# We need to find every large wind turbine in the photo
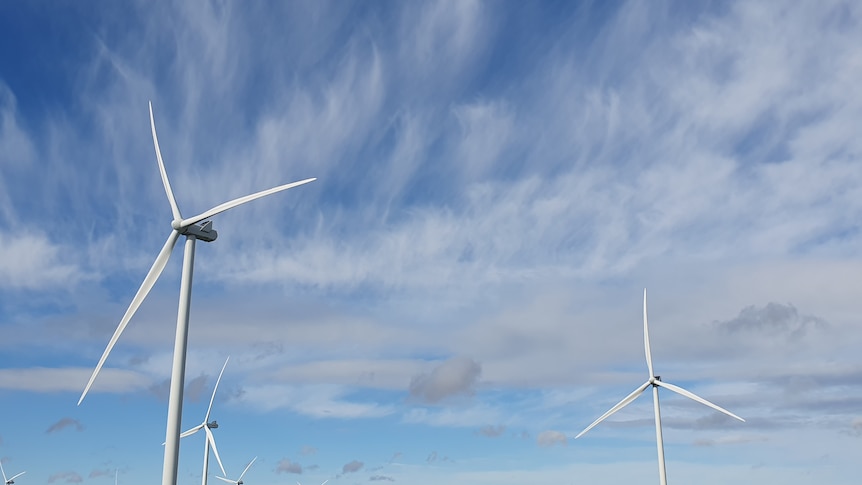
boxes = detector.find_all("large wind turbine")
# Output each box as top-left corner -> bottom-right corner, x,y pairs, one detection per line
576,289 -> 744,485
0,462 -> 25,485
217,457 -> 257,485
177,357 -> 230,485
78,102 -> 315,485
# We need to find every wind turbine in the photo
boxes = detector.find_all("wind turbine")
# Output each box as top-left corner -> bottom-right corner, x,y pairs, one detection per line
0,461 -> 25,485
77,102 -> 316,485
576,289 -> 745,485
177,356 -> 230,485
297,480 -> 329,485
216,457 -> 257,485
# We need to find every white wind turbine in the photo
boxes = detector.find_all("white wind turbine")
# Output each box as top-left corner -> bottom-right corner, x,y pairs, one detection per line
576,289 -> 745,485
177,356 -> 231,485
217,457 -> 257,485
0,461 -> 24,485
78,102 -> 315,485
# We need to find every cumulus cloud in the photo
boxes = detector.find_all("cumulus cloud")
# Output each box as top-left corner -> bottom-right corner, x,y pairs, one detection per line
536,430 -> 567,447
370,476 -> 395,481
714,302 -> 828,340
46,418 -> 84,433
48,472 -> 83,484
276,458 -> 302,474
408,357 -> 481,404
342,460 -> 364,473
88,469 -> 112,478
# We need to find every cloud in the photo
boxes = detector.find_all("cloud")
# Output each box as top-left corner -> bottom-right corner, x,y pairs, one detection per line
300,445 -> 318,455
148,374 -> 212,403
693,435 -> 770,447
48,472 -> 83,484
426,451 -> 437,463
0,231 -> 82,290
342,460 -> 364,473
475,425 -> 506,437
46,418 -> 84,433
276,458 -> 302,474
88,469 -> 112,478
536,430 -> 567,447
408,357 -> 481,404
369,476 -> 395,482
714,302 -> 828,340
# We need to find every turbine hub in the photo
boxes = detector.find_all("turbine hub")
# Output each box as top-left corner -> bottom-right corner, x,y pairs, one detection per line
171,219 -> 183,230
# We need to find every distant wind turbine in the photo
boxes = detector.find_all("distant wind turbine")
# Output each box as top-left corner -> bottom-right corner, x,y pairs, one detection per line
0,461 -> 24,485
179,357 -> 230,485
217,457 -> 257,485
78,102 -> 315,485
576,289 -> 744,485
297,480 -> 329,485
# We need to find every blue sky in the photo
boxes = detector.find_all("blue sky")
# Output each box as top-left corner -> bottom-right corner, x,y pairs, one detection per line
1,1 -> 861,484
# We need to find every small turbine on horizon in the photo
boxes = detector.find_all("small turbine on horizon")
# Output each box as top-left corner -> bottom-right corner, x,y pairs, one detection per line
576,289 -> 745,485
216,457 -> 257,485
174,357 -> 231,485
78,102 -> 315,485
0,461 -> 25,485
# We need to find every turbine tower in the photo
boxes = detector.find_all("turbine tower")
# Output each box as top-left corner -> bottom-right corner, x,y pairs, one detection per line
576,289 -> 745,485
78,102 -> 315,485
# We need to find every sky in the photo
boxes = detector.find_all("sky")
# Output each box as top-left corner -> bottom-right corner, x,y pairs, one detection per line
1,0 -> 861,484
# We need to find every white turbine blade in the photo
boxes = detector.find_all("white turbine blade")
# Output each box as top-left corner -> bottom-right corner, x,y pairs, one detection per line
9,472 -> 25,481
79,229 -> 181,405
205,356 -> 230,422
576,381 -> 651,439
320,480 -> 328,485
0,460 -> 6,482
643,288 -> 655,378
205,426 -> 228,477
149,101 -> 182,221
214,477 -> 235,485
655,380 -> 745,422
238,457 -> 257,481
179,177 -> 316,228
179,422 -> 206,438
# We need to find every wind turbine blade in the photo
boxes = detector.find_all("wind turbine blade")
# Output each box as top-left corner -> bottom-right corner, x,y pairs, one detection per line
238,457 -> 257,480
79,229 -> 181,405
9,472 -> 25,481
179,423 -> 205,439
0,460 -> 6,482
205,426 -> 228,477
205,356 -> 230,422
654,380 -> 745,422
576,381 -> 651,439
180,177 -> 316,227
214,478 -> 235,485
643,288 -> 655,378
320,480 -> 328,485
149,101 -> 182,221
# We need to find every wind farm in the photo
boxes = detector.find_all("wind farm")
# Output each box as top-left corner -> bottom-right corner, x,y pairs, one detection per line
1,2 -> 861,485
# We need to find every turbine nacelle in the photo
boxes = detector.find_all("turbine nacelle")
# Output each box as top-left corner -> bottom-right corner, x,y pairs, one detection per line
181,221 -> 218,242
